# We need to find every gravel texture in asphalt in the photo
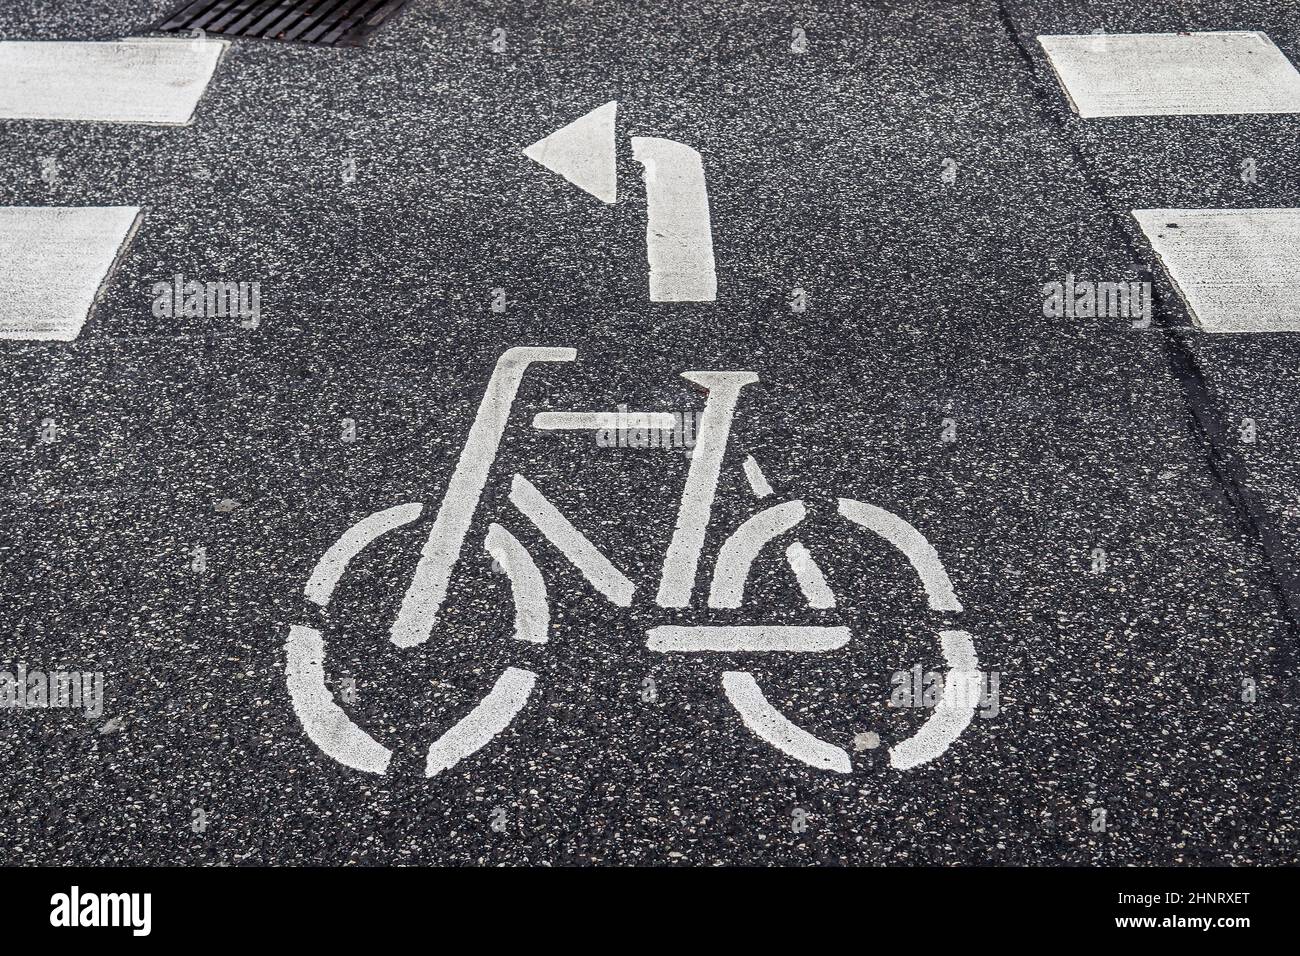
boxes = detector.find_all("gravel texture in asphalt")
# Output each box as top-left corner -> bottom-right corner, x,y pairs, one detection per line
0,0 -> 1296,864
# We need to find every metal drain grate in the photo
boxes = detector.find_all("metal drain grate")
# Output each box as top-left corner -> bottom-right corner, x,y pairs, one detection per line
157,0 -> 413,48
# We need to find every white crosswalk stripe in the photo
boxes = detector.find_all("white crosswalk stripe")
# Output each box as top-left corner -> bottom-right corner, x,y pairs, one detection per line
1132,208 -> 1300,333
0,207 -> 142,342
0,37 -> 230,345
0,37 -> 228,125
1038,31 -> 1300,118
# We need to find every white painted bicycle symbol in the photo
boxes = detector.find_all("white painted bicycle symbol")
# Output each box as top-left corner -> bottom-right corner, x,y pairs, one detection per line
286,347 -> 985,777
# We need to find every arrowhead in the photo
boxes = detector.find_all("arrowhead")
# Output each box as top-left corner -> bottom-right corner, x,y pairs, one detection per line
523,101 -> 617,204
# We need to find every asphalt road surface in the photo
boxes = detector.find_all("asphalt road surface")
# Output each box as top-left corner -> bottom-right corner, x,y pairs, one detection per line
1,0 -> 1297,865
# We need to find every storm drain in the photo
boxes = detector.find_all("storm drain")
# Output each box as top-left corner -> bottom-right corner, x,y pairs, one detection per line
157,0 -> 412,48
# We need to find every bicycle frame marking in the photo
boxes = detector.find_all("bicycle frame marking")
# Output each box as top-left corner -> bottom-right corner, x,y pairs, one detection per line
287,347 -> 986,779
390,346 -> 575,648
509,474 -> 635,606
533,411 -> 677,432
646,626 -> 850,653
742,454 -> 773,498
655,370 -> 758,607
784,542 -> 836,608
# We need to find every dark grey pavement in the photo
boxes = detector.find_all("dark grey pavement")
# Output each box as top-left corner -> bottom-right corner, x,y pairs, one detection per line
0,0 -> 1296,864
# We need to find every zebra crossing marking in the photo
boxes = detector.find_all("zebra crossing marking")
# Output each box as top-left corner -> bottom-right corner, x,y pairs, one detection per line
1038,31 -> 1300,118
1133,208 -> 1300,333
0,207 -> 142,342
0,37 -> 228,125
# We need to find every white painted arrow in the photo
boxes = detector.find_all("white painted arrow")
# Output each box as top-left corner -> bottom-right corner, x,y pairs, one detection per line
522,101 -> 617,204
523,101 -> 717,302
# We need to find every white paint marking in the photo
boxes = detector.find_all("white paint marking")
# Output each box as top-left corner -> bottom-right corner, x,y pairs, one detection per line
631,137 -> 718,302
285,625 -> 392,775
1132,208 -> 1300,332
708,500 -> 806,608
722,672 -> 851,773
425,667 -> 537,777
509,474 -> 634,606
484,523 -> 549,643
532,411 -> 678,431
1038,31 -> 1300,117
392,347 -> 575,648
523,101 -> 617,204
0,206 -> 141,342
785,542 -> 836,609
837,498 -> 963,611
742,455 -> 773,498
657,371 -> 758,606
647,625 -> 849,653
0,38 -> 229,125
304,503 -> 423,607
889,630 -> 980,770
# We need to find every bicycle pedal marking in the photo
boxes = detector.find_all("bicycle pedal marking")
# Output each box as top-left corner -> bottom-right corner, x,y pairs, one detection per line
284,347 -> 990,779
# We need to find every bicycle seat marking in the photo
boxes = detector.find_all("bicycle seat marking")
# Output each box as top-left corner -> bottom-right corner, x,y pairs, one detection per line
286,347 -> 987,778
